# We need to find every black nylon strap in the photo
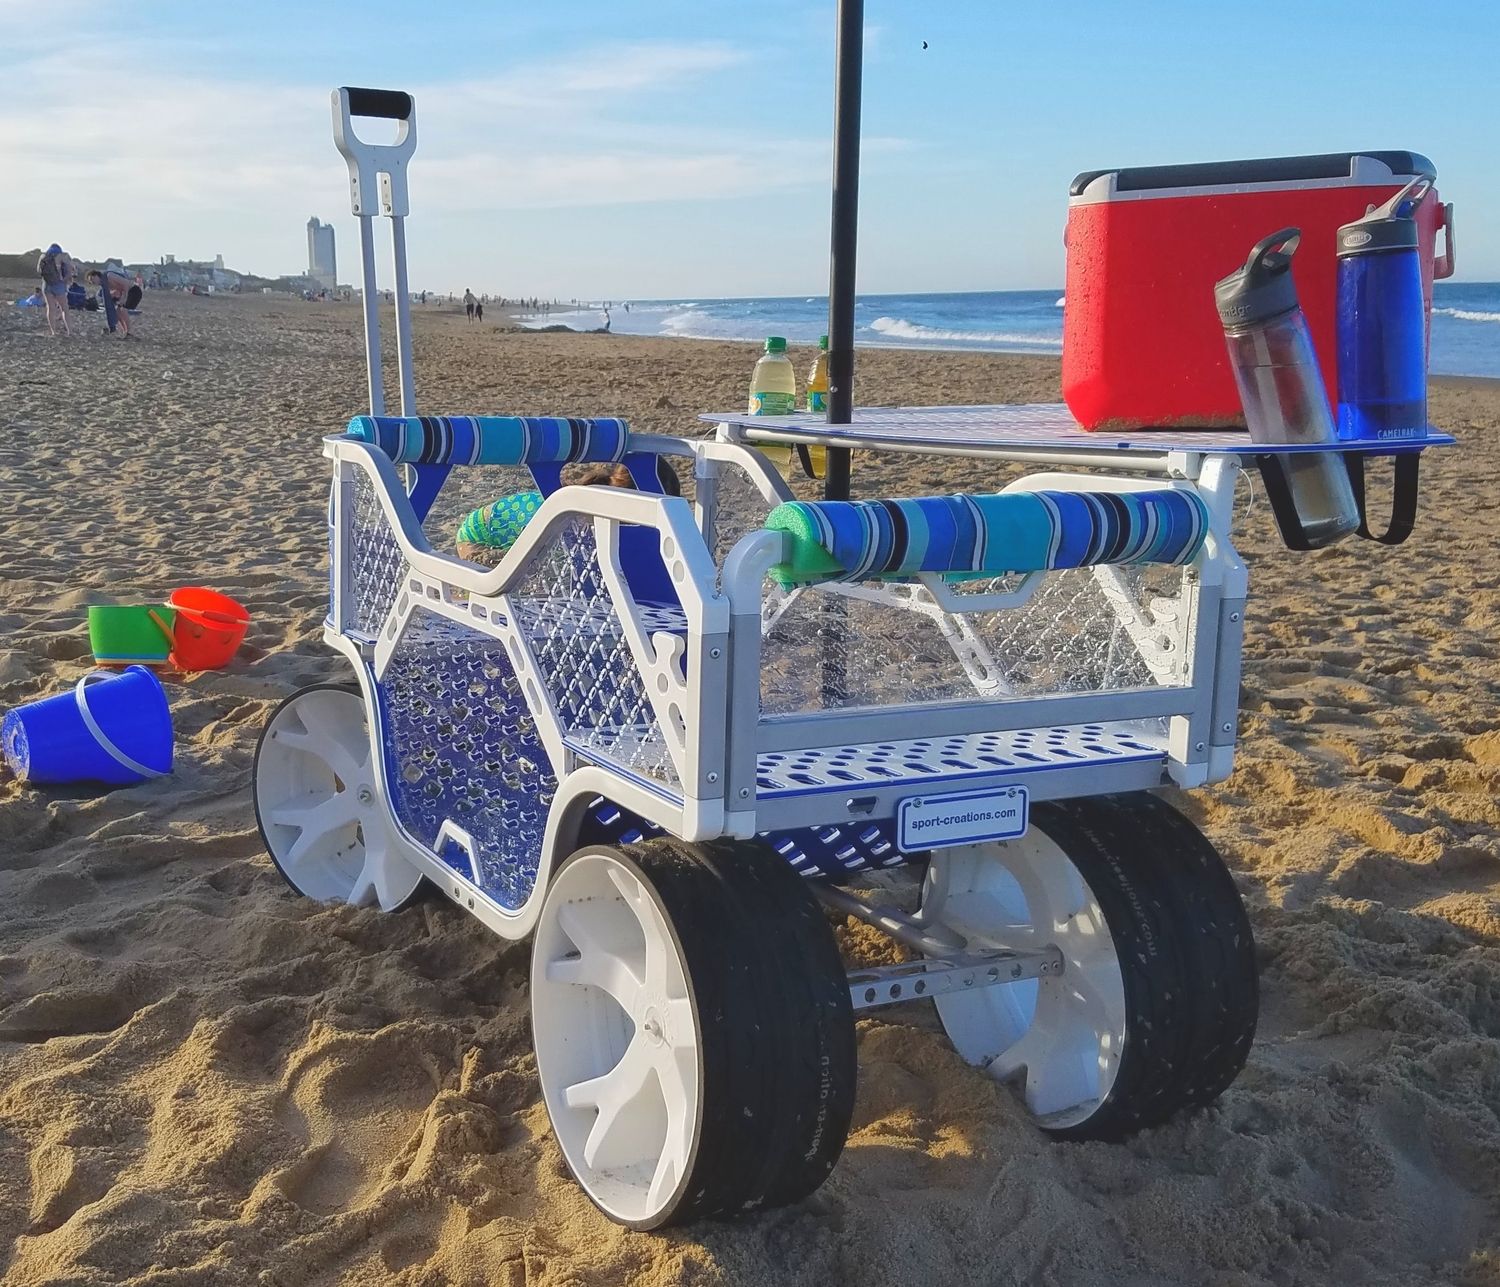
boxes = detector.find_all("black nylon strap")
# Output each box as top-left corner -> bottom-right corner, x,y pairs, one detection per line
1252,454 -> 1315,551
1344,452 -> 1421,546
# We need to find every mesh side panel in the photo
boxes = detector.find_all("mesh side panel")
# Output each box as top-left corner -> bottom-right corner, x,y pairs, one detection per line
760,565 -> 1191,714
510,520 -> 681,789
349,470 -> 408,637
377,608 -> 553,910
705,460 -> 779,573
969,564 -> 1186,694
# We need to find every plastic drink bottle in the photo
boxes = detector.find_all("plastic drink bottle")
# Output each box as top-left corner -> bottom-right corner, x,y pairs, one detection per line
806,335 -> 830,412
748,337 -> 797,415
794,335 -> 831,478
1335,174 -> 1432,441
1215,228 -> 1360,548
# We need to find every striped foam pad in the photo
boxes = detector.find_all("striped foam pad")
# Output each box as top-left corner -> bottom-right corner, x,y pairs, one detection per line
766,489 -> 1211,587
347,414 -> 630,466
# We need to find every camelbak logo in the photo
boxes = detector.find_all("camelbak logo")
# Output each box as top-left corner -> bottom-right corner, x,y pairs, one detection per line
1342,230 -> 1374,249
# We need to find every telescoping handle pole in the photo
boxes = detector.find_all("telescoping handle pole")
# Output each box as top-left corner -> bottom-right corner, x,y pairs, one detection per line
332,87 -> 419,416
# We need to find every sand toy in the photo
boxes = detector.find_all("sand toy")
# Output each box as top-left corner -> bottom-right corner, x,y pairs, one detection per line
251,86 -> 1454,1230
88,604 -> 176,667
167,587 -> 250,670
4,666 -> 173,786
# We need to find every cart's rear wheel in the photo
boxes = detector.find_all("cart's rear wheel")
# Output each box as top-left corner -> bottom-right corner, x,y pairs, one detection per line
252,683 -> 425,912
531,838 -> 855,1229
925,792 -> 1257,1140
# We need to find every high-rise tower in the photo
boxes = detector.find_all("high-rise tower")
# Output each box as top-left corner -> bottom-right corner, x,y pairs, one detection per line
306,217 -> 337,290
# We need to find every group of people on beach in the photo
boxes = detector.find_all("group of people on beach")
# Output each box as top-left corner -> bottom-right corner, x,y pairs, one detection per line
34,243 -> 143,339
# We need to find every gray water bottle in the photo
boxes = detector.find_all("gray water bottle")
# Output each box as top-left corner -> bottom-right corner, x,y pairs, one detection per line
1214,229 -> 1360,548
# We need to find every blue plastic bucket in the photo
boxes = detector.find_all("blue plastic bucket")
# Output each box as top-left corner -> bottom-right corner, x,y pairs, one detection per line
1,667 -> 173,786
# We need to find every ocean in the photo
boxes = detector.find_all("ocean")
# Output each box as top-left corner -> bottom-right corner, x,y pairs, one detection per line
525,283 -> 1500,379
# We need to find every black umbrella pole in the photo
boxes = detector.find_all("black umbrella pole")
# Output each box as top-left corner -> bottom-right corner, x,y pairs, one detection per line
824,0 -> 863,503
821,0 -> 863,711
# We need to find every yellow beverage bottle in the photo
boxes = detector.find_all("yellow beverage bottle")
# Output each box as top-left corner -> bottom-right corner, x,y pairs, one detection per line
748,336 -> 797,415
800,334 -> 830,477
806,334 -> 830,412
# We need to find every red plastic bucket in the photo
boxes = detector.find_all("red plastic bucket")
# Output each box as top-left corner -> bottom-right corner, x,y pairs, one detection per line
167,587 -> 250,671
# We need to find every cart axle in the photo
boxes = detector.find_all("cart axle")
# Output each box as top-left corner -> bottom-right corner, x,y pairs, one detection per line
847,946 -> 1064,1012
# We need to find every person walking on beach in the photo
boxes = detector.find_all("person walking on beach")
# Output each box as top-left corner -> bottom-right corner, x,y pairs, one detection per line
88,267 -> 142,338
463,288 -> 476,321
37,244 -> 74,337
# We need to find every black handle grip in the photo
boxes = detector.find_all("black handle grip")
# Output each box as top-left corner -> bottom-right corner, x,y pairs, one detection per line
343,87 -> 413,121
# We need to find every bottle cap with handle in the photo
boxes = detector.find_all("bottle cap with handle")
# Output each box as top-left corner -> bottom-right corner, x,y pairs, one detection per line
1337,173 -> 1434,256
1213,228 -> 1302,329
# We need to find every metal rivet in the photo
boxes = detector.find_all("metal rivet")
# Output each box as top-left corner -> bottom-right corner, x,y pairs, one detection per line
709,648 -> 721,659
1229,611 -> 1241,622
1195,741 -> 1206,752
706,772 -> 719,783
1221,722 -> 1233,733
739,787 -> 750,799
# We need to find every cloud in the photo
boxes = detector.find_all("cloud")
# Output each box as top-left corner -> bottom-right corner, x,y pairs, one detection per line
1,36 -> 833,263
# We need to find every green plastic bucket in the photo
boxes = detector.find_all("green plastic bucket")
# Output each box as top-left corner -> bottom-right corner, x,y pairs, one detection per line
88,604 -> 177,667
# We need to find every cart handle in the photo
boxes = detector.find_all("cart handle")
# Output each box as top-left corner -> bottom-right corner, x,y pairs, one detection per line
345,87 -> 413,121
332,85 -> 418,217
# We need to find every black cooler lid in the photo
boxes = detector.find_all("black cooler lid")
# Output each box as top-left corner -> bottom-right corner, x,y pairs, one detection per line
1071,151 -> 1435,198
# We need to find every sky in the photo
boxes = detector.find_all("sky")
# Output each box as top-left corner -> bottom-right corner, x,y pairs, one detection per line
3,0 -> 1496,299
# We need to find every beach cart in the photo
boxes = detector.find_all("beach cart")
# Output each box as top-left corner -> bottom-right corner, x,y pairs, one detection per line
251,81 -> 1453,1229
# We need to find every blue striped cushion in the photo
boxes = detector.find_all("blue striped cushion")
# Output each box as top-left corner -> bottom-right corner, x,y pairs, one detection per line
347,414 -> 630,466
766,490 -> 1210,587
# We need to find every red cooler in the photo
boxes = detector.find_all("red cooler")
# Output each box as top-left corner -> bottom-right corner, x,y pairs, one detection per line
1062,152 -> 1454,430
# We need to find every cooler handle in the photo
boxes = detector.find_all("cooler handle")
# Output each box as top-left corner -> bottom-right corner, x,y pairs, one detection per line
1435,202 -> 1456,279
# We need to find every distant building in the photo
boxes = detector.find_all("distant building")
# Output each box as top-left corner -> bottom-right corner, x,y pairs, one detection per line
134,253 -> 241,291
307,217 -> 337,291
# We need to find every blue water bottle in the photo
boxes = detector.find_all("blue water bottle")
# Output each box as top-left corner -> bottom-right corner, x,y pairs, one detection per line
1335,174 -> 1432,441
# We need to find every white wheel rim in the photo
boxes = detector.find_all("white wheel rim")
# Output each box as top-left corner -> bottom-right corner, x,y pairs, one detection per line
926,833 -> 1126,1128
254,687 -> 422,912
531,851 -> 699,1225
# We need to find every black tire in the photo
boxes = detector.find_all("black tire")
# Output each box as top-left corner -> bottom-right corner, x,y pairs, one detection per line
1025,793 -> 1258,1141
532,838 -> 856,1229
251,681 -> 429,910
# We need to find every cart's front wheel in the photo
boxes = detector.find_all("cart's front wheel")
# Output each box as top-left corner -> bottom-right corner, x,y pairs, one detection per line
926,793 -> 1257,1140
531,838 -> 855,1229
252,683 -> 425,912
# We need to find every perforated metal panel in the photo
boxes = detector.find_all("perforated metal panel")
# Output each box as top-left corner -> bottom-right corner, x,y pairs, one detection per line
580,797 -> 902,880
377,608 -> 554,910
756,724 -> 1166,798
349,470 -> 408,638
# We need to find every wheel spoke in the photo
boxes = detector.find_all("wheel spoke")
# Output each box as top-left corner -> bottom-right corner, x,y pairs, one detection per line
551,904 -> 646,1011
664,997 -> 695,1045
275,721 -> 365,787
991,1003 -> 1100,1119
280,795 -> 359,869
1066,969 -> 1126,1045
348,834 -> 409,912
567,1036 -> 658,1170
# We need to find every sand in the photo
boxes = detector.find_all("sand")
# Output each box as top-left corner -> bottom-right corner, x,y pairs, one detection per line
2,284 -> 1499,1286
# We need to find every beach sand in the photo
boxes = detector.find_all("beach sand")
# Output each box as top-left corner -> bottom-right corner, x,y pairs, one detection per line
2,284 -> 1499,1286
